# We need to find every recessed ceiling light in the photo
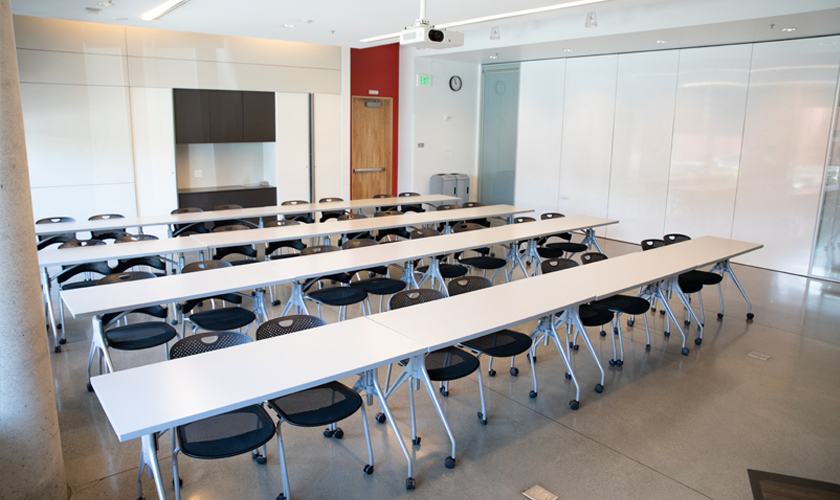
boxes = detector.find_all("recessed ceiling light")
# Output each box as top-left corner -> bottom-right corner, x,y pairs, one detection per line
141,0 -> 192,21
302,19 -> 313,24
113,16 -> 128,20
781,27 -> 796,32
656,40 -> 668,44
97,1 -> 114,6
563,48 -> 573,52
489,53 -> 499,60
85,7 -> 101,14
283,24 -> 296,28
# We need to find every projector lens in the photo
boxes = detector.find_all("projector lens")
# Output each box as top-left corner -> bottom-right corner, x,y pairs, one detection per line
428,30 -> 445,42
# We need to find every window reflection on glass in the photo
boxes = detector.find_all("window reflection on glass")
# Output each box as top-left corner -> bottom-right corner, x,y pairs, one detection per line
810,83 -> 840,281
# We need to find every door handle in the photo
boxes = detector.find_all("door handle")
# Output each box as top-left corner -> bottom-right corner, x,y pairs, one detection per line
353,168 -> 385,173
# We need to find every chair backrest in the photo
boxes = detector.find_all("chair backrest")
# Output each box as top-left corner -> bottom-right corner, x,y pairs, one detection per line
398,192 -> 420,198
59,240 -> 106,249
266,219 -> 301,228
462,202 -> 484,208
641,239 -> 666,251
171,207 -> 203,214
436,204 -> 460,211
111,256 -> 167,273
373,194 -> 391,199
541,212 -> 565,220
300,245 -> 339,255
389,289 -> 447,310
319,197 -> 343,203
664,233 -> 691,245
540,258 -> 579,274
170,331 -> 251,360
338,213 -> 367,221
212,224 -> 249,233
116,234 -> 159,243
447,276 -> 492,296
97,272 -> 167,324
256,315 -> 325,341
97,271 -> 157,286
282,200 -> 308,206
37,216 -> 75,224
375,210 -> 402,217
581,252 -> 608,265
56,261 -> 113,285
452,222 -> 485,233
182,260 -> 233,273
514,216 -> 536,224
88,213 -> 124,221
342,239 -> 378,250
213,204 -> 242,211
410,228 -> 440,239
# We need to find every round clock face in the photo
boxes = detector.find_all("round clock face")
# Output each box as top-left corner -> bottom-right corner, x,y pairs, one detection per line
449,75 -> 462,91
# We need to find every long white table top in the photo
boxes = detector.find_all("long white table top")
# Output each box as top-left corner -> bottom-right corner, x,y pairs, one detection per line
34,195 -> 458,237
38,237 -> 206,268
90,317 -> 427,441
60,216 -> 615,319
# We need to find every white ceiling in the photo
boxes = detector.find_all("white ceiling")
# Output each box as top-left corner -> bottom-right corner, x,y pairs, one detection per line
11,0 -> 840,60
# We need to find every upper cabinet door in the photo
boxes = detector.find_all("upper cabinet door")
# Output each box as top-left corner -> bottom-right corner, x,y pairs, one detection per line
173,89 -> 211,144
243,91 -> 276,142
208,90 -> 244,143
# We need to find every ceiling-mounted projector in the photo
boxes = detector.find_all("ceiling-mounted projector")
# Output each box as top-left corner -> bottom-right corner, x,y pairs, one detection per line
399,26 -> 464,49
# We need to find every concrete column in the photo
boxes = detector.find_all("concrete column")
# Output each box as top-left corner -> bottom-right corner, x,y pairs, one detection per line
0,2 -> 69,499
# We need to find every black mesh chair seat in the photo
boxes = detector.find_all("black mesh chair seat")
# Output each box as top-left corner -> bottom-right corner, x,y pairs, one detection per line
228,259 -> 259,267
541,258 -> 579,274
417,263 -> 469,278
546,241 -> 588,254
459,256 -> 506,270
190,308 -> 256,331
268,381 -> 362,427
62,280 -> 99,291
308,286 -> 368,306
677,275 -> 704,294
462,330 -> 532,358
592,295 -> 650,315
178,405 -> 276,460
270,253 -> 300,260
105,322 -> 177,350
350,278 -> 407,296
578,305 -> 614,327
681,270 -> 723,285
536,246 -> 566,259
424,346 -> 481,382
257,315 -> 325,340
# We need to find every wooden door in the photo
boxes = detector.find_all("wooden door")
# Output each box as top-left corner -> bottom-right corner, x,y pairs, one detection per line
351,97 -> 392,199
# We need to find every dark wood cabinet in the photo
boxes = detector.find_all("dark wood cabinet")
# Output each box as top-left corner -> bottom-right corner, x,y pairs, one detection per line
173,89 -> 275,144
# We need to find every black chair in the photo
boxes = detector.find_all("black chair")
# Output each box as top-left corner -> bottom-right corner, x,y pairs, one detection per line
411,228 -> 468,292
664,233 -> 724,341
537,213 -> 588,259
337,213 -> 373,243
171,207 -> 209,236
282,200 -> 315,224
342,239 -> 407,313
378,289 -> 483,467
165,332 -> 276,500
36,216 -> 77,250
451,223 -> 508,282
179,261 -> 258,336
265,219 -> 307,260
580,252 -> 608,265
318,197 -> 347,223
54,240 -> 112,349
88,213 -> 129,241
298,246 -> 369,321
374,193 -> 399,212
374,210 -> 410,242
447,276 -> 537,397
256,315 -> 375,500
504,216 -> 540,279
398,192 -> 425,214
461,202 -> 491,227
212,204 -> 255,229
86,272 -> 177,392
112,237 -> 167,277
211,225 -> 259,266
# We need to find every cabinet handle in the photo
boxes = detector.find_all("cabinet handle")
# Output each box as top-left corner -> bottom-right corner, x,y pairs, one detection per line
353,168 -> 385,173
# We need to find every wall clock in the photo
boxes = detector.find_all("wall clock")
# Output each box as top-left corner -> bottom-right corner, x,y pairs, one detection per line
449,75 -> 462,91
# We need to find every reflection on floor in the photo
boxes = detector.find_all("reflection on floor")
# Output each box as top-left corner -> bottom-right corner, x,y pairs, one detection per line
47,237 -> 840,500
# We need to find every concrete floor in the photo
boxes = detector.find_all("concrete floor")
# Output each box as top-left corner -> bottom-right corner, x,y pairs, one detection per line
47,237 -> 840,500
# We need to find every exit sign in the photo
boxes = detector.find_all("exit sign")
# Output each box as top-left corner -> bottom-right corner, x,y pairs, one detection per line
417,74 -> 432,87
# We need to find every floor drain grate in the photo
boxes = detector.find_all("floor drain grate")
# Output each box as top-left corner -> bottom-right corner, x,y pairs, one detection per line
748,351 -> 770,361
523,485 -> 558,500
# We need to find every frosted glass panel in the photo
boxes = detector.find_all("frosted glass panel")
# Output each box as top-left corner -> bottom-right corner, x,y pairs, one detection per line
732,36 -> 840,275
810,69 -> 840,281
515,60 -> 564,216
479,65 -> 519,206
606,51 -> 679,243
664,44 -> 752,239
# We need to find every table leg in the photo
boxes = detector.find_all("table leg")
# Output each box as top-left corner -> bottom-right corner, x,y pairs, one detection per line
415,259 -> 446,294
281,281 -> 310,316
362,368 -> 415,489
645,280 -> 690,355
529,316 -> 581,408
400,261 -> 421,290
710,259 -> 754,319
504,242 -> 530,281
42,269 -> 62,353
140,433 -> 167,500
581,228 -> 603,253
253,288 -> 268,323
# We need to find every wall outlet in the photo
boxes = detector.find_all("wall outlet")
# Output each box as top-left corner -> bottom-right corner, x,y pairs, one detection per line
194,170 -> 202,178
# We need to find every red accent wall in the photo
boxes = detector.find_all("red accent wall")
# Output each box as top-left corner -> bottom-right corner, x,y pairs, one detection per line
351,43 -> 400,196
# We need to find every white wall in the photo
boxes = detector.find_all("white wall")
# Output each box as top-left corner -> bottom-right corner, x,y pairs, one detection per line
512,36 -> 840,275
15,15 -> 345,225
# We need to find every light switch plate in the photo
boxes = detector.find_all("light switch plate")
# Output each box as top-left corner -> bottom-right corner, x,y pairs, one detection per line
194,170 -> 202,178
523,485 -> 558,500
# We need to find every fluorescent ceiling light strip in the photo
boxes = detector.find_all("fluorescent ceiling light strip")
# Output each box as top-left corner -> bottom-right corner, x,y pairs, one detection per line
360,0 -> 611,42
141,0 -> 193,21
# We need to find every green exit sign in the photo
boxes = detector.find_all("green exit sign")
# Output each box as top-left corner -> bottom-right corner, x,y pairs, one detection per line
417,74 -> 432,87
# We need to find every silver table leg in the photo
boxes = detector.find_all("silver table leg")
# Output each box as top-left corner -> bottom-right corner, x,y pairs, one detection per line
42,268 -> 62,352
710,259 -> 754,319
281,281 -> 310,316
581,228 -> 603,253
139,433 -> 167,500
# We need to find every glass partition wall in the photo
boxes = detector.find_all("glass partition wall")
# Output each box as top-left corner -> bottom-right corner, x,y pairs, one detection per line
810,81 -> 840,281
478,64 -> 520,205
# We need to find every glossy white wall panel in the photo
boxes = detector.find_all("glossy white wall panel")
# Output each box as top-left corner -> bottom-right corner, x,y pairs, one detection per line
665,44 -> 752,239
131,88 -> 177,226
314,94 -> 343,201
559,55 -> 618,235
732,36 -> 840,275
607,50 -> 679,243
17,49 -> 128,87
275,93 -> 311,202
31,183 -> 138,225
21,83 -> 135,188
126,27 -> 341,69
127,57 -> 341,94
515,59 -> 564,217
13,15 -> 126,55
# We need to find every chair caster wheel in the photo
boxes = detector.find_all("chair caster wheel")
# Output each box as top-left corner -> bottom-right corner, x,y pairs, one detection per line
439,388 -> 449,397
664,331 -> 671,337
529,390 -> 537,398
616,360 -> 623,366
172,477 -> 184,486
171,319 -> 178,325
614,327 -> 619,335
375,413 -> 386,424
609,359 -> 616,366
746,313 -> 754,320
277,493 -> 287,500
334,428 -> 344,439
477,412 -> 487,425
660,310 -> 666,316
681,347 -> 690,356
57,323 -> 63,330
252,453 -> 266,465
570,400 -> 580,410
684,320 -> 691,326
54,345 -> 61,353
412,437 -> 421,445
86,382 -> 93,393
445,456 -> 456,469
564,372 -> 571,380
572,344 -> 579,351
364,464 -> 374,475
646,344 -> 651,351
58,338 -> 66,344
717,313 -> 724,319
627,319 -> 635,327
510,367 -> 519,376
599,330 -> 606,337
488,369 -> 496,377
595,384 -> 604,393
406,478 -> 416,490
272,300 -> 281,307
569,341 -> 575,348
694,338 -> 702,345
323,429 -> 333,438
